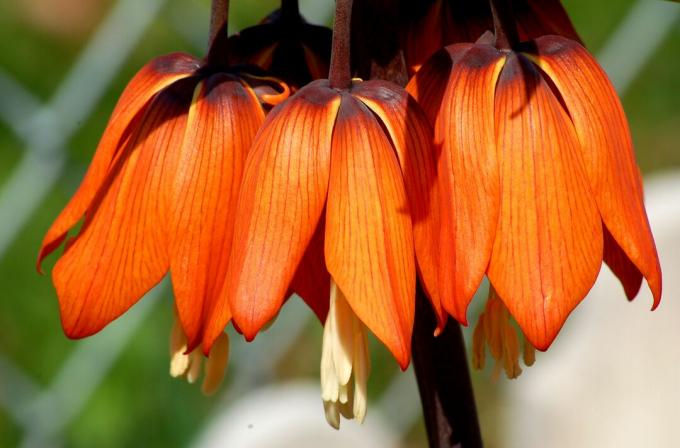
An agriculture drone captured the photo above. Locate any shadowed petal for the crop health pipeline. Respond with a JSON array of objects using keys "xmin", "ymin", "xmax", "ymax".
[
  {"xmin": 38, "ymin": 53, "xmax": 199, "ymax": 270},
  {"xmin": 604, "ymin": 229, "xmax": 643, "ymax": 300},
  {"xmin": 204, "ymin": 80, "xmax": 341, "ymax": 351},
  {"xmin": 353, "ymin": 80, "xmax": 444, "ymax": 329},
  {"xmin": 402, "ymin": 0, "xmax": 446, "ymax": 75},
  {"xmin": 488, "ymin": 54, "xmax": 603, "ymax": 350},
  {"xmin": 52, "ymin": 86, "xmax": 192, "ymax": 338},
  {"xmin": 290, "ymin": 217, "xmax": 331, "ymax": 322},
  {"xmin": 325, "ymin": 95, "xmax": 415, "ymax": 369},
  {"xmin": 515, "ymin": 0, "xmax": 582, "ymax": 43},
  {"xmin": 529, "ymin": 36, "xmax": 661, "ymax": 306},
  {"xmin": 169, "ymin": 74, "xmax": 265, "ymax": 348},
  {"xmin": 432, "ymin": 45, "xmax": 505, "ymax": 324}
]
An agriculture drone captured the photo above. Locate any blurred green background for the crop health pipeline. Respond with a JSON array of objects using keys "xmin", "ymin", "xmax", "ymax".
[{"xmin": 0, "ymin": 0, "xmax": 678, "ymax": 447}]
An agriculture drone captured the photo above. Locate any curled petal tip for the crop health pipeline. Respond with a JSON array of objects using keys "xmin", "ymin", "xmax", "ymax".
[
  {"xmin": 650, "ymin": 274, "xmax": 662, "ymax": 311},
  {"xmin": 448, "ymin": 305, "xmax": 470, "ymax": 329},
  {"xmin": 243, "ymin": 331, "xmax": 257, "ymax": 343},
  {"xmin": 433, "ymin": 313, "xmax": 449, "ymax": 337},
  {"xmin": 650, "ymin": 286, "xmax": 662, "ymax": 311},
  {"xmin": 524, "ymin": 333, "xmax": 552, "ymax": 353},
  {"xmin": 397, "ymin": 354, "xmax": 411, "ymax": 372}
]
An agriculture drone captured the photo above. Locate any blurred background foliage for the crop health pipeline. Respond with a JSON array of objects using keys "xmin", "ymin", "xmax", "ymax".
[{"xmin": 0, "ymin": 0, "xmax": 678, "ymax": 447}]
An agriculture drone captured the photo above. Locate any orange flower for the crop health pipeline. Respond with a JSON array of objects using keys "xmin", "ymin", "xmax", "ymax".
[
  {"xmin": 203, "ymin": 79, "xmax": 441, "ymax": 366},
  {"xmin": 37, "ymin": 47, "xmax": 288, "ymax": 381},
  {"xmin": 402, "ymin": 0, "xmax": 580, "ymax": 75},
  {"xmin": 201, "ymin": 75, "xmax": 441, "ymax": 426},
  {"xmin": 407, "ymin": 35, "xmax": 662, "ymax": 358},
  {"xmin": 227, "ymin": 3, "xmax": 332, "ymax": 89}
]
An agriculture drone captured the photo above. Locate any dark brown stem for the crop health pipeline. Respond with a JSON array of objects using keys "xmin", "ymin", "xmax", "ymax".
[
  {"xmin": 281, "ymin": 0, "xmax": 300, "ymax": 21},
  {"xmin": 329, "ymin": 0, "xmax": 353, "ymax": 89},
  {"xmin": 489, "ymin": 0, "xmax": 519, "ymax": 50},
  {"xmin": 209, "ymin": 0, "xmax": 229, "ymax": 50},
  {"xmin": 412, "ymin": 287, "xmax": 483, "ymax": 448}
]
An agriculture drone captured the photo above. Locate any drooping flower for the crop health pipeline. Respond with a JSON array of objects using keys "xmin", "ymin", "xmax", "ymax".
[
  {"xmin": 203, "ymin": 78, "xmax": 443, "ymax": 365},
  {"xmin": 402, "ymin": 0, "xmax": 581, "ymax": 75},
  {"xmin": 202, "ymin": 75, "xmax": 441, "ymax": 424},
  {"xmin": 37, "ymin": 19, "xmax": 288, "ymax": 391},
  {"xmin": 227, "ymin": 0, "xmax": 332, "ymax": 89},
  {"xmin": 407, "ymin": 30, "xmax": 662, "ymax": 374}
]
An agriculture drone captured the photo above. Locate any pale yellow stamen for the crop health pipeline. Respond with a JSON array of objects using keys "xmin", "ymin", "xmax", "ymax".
[
  {"xmin": 168, "ymin": 314, "xmax": 229, "ymax": 395},
  {"xmin": 186, "ymin": 350, "xmax": 203, "ymax": 384},
  {"xmin": 201, "ymin": 332, "xmax": 230, "ymax": 396},
  {"xmin": 169, "ymin": 318, "xmax": 190, "ymax": 378},
  {"xmin": 472, "ymin": 287, "xmax": 536, "ymax": 380},
  {"xmin": 320, "ymin": 281, "xmax": 371, "ymax": 429}
]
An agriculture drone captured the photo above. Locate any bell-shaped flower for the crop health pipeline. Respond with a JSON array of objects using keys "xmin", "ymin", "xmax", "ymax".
[
  {"xmin": 204, "ymin": 78, "xmax": 441, "ymax": 367},
  {"xmin": 38, "ymin": 24, "xmax": 289, "ymax": 390},
  {"xmin": 407, "ymin": 34, "xmax": 662, "ymax": 364}
]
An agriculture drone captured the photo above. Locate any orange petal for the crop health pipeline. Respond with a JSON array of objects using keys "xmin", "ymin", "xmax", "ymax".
[
  {"xmin": 290, "ymin": 217, "xmax": 331, "ymax": 322},
  {"xmin": 529, "ymin": 36, "xmax": 661, "ymax": 307},
  {"xmin": 169, "ymin": 74, "xmax": 265, "ymax": 348},
  {"xmin": 52, "ymin": 85, "xmax": 192, "ymax": 338},
  {"xmin": 204, "ymin": 80, "xmax": 341, "ymax": 351},
  {"xmin": 406, "ymin": 44, "xmax": 471, "ymax": 123},
  {"xmin": 487, "ymin": 54, "xmax": 603, "ymax": 350},
  {"xmin": 353, "ymin": 81, "xmax": 444, "ymax": 329},
  {"xmin": 431, "ymin": 45, "xmax": 505, "ymax": 324},
  {"xmin": 325, "ymin": 95, "xmax": 415, "ymax": 369},
  {"xmin": 38, "ymin": 53, "xmax": 199, "ymax": 271}
]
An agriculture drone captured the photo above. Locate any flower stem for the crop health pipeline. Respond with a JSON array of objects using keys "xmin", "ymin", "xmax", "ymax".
[
  {"xmin": 209, "ymin": 0, "xmax": 229, "ymax": 50},
  {"xmin": 329, "ymin": 0, "xmax": 353, "ymax": 89},
  {"xmin": 281, "ymin": 0, "xmax": 300, "ymax": 21},
  {"xmin": 489, "ymin": 0, "xmax": 519, "ymax": 50},
  {"xmin": 412, "ymin": 287, "xmax": 483, "ymax": 448}
]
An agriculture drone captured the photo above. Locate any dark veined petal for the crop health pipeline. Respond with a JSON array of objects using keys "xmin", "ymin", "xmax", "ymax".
[
  {"xmin": 52, "ymin": 85, "xmax": 192, "ymax": 338},
  {"xmin": 38, "ymin": 53, "xmax": 199, "ymax": 270},
  {"xmin": 488, "ymin": 54, "xmax": 603, "ymax": 350},
  {"xmin": 407, "ymin": 44, "xmax": 470, "ymax": 123},
  {"xmin": 169, "ymin": 74, "xmax": 265, "ymax": 348},
  {"xmin": 353, "ymin": 80, "xmax": 444, "ymax": 329},
  {"xmin": 529, "ymin": 35, "xmax": 661, "ymax": 306},
  {"xmin": 204, "ymin": 80, "xmax": 340, "ymax": 351},
  {"xmin": 325, "ymin": 95, "xmax": 415, "ymax": 369},
  {"xmin": 430, "ymin": 45, "xmax": 505, "ymax": 324}
]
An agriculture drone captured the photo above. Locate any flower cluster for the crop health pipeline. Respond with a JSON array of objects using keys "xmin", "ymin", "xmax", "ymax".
[{"xmin": 39, "ymin": 0, "xmax": 661, "ymax": 429}]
